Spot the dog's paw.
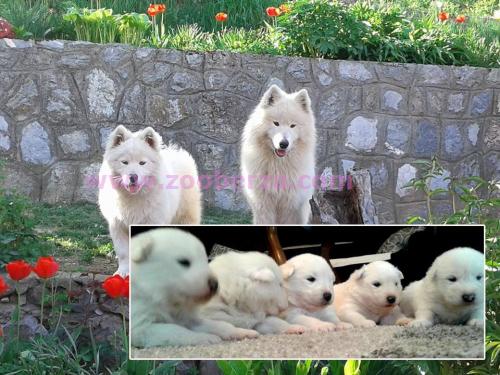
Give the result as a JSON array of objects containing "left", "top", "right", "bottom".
[
  {"left": 409, "top": 319, "right": 433, "bottom": 328},
  {"left": 355, "top": 320, "right": 376, "bottom": 328},
  {"left": 396, "top": 317, "right": 412, "bottom": 326},
  {"left": 285, "top": 324, "right": 306, "bottom": 334},
  {"left": 466, "top": 319, "right": 483, "bottom": 328},
  {"left": 335, "top": 322, "right": 353, "bottom": 330},
  {"left": 114, "top": 267, "right": 129, "bottom": 277},
  {"left": 222, "top": 328, "right": 259, "bottom": 341},
  {"left": 310, "top": 322, "right": 336, "bottom": 332}
]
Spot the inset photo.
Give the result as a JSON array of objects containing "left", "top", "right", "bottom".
[{"left": 129, "top": 225, "right": 485, "bottom": 360}]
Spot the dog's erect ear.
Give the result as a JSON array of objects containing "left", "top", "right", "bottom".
[
  {"left": 131, "top": 236, "right": 153, "bottom": 263},
  {"left": 250, "top": 268, "right": 275, "bottom": 283},
  {"left": 141, "top": 127, "right": 162, "bottom": 150},
  {"left": 352, "top": 265, "right": 367, "bottom": 280},
  {"left": 261, "top": 84, "right": 284, "bottom": 108},
  {"left": 295, "top": 89, "right": 312, "bottom": 113},
  {"left": 108, "top": 125, "right": 131, "bottom": 148},
  {"left": 280, "top": 262, "right": 295, "bottom": 280},
  {"left": 396, "top": 268, "right": 404, "bottom": 280}
]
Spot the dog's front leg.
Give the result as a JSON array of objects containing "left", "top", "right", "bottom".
[
  {"left": 315, "top": 307, "right": 353, "bottom": 330},
  {"left": 255, "top": 316, "right": 305, "bottom": 334},
  {"left": 337, "top": 309, "right": 377, "bottom": 327},
  {"left": 380, "top": 306, "right": 412, "bottom": 326},
  {"left": 133, "top": 323, "right": 222, "bottom": 347},
  {"left": 192, "top": 319, "right": 259, "bottom": 341},
  {"left": 286, "top": 313, "right": 336, "bottom": 332},
  {"left": 110, "top": 222, "right": 129, "bottom": 276},
  {"left": 466, "top": 307, "right": 484, "bottom": 328},
  {"left": 409, "top": 308, "right": 435, "bottom": 327}
]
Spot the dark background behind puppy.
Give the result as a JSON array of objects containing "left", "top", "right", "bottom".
[{"left": 131, "top": 225, "right": 484, "bottom": 285}]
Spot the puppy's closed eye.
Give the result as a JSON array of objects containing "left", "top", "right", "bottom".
[{"left": 178, "top": 258, "right": 191, "bottom": 267}]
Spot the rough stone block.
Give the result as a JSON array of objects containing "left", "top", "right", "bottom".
[
  {"left": 5, "top": 77, "right": 40, "bottom": 121},
  {"left": 338, "top": 61, "right": 373, "bottom": 82},
  {"left": 413, "top": 120, "right": 439, "bottom": 157},
  {"left": 345, "top": 116, "right": 378, "bottom": 152},
  {"left": 385, "top": 118, "right": 411, "bottom": 156},
  {"left": 20, "top": 122, "right": 52, "bottom": 165},
  {"left": 470, "top": 90, "right": 493, "bottom": 116},
  {"left": 58, "top": 130, "right": 91, "bottom": 155}
]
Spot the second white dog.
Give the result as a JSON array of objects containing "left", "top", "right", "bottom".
[
  {"left": 334, "top": 261, "right": 408, "bottom": 327},
  {"left": 202, "top": 251, "right": 306, "bottom": 334},
  {"left": 280, "top": 254, "right": 352, "bottom": 332},
  {"left": 130, "top": 229, "right": 259, "bottom": 348},
  {"left": 400, "top": 247, "right": 484, "bottom": 328}
]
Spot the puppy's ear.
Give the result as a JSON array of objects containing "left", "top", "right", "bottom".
[
  {"left": 396, "top": 268, "right": 404, "bottom": 280},
  {"left": 141, "top": 127, "right": 162, "bottom": 151},
  {"left": 131, "top": 236, "right": 153, "bottom": 263},
  {"left": 108, "top": 125, "right": 131, "bottom": 149},
  {"left": 352, "top": 265, "right": 367, "bottom": 280},
  {"left": 280, "top": 262, "right": 295, "bottom": 280},
  {"left": 250, "top": 268, "right": 275, "bottom": 283},
  {"left": 294, "top": 89, "right": 312, "bottom": 114},
  {"left": 260, "top": 84, "right": 284, "bottom": 108}
]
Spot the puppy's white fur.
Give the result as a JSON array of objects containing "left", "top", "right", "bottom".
[
  {"left": 400, "top": 247, "right": 484, "bottom": 328},
  {"left": 280, "top": 254, "right": 352, "bottom": 332},
  {"left": 334, "top": 261, "right": 408, "bottom": 327},
  {"left": 130, "top": 229, "right": 258, "bottom": 348},
  {"left": 241, "top": 85, "right": 316, "bottom": 224},
  {"left": 202, "top": 251, "right": 305, "bottom": 334},
  {"left": 99, "top": 126, "right": 201, "bottom": 275}
]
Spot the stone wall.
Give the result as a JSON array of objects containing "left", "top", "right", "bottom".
[{"left": 0, "top": 39, "right": 498, "bottom": 223}]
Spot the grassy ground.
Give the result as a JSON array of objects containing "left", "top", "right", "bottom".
[{"left": 27, "top": 202, "right": 251, "bottom": 272}]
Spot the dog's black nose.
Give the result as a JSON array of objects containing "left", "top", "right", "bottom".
[
  {"left": 387, "top": 295, "right": 396, "bottom": 304},
  {"left": 323, "top": 292, "right": 332, "bottom": 302},
  {"left": 129, "top": 174, "right": 138, "bottom": 184},
  {"left": 462, "top": 293, "right": 475, "bottom": 303},
  {"left": 208, "top": 277, "right": 218, "bottom": 294},
  {"left": 279, "top": 139, "right": 289, "bottom": 149}
]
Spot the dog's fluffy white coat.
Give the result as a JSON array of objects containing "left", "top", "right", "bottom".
[
  {"left": 99, "top": 126, "right": 201, "bottom": 275},
  {"left": 202, "top": 251, "right": 305, "bottom": 334},
  {"left": 400, "top": 247, "right": 484, "bottom": 327},
  {"left": 334, "top": 261, "right": 408, "bottom": 327},
  {"left": 130, "top": 229, "right": 258, "bottom": 348},
  {"left": 241, "top": 85, "right": 316, "bottom": 224},
  {"left": 280, "top": 254, "right": 352, "bottom": 332}
]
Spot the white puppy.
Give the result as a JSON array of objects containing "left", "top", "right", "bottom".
[
  {"left": 202, "top": 251, "right": 305, "bottom": 334},
  {"left": 280, "top": 254, "right": 352, "bottom": 332},
  {"left": 334, "top": 261, "right": 408, "bottom": 327},
  {"left": 400, "top": 247, "right": 484, "bottom": 328},
  {"left": 130, "top": 229, "right": 259, "bottom": 348}
]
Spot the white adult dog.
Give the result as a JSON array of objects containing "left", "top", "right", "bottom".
[
  {"left": 280, "top": 254, "right": 352, "bottom": 332},
  {"left": 400, "top": 247, "right": 484, "bottom": 327},
  {"left": 98, "top": 125, "right": 201, "bottom": 276},
  {"left": 334, "top": 261, "right": 409, "bottom": 327},
  {"left": 202, "top": 251, "right": 305, "bottom": 334},
  {"left": 130, "top": 229, "right": 259, "bottom": 348},
  {"left": 241, "top": 85, "right": 317, "bottom": 224}
]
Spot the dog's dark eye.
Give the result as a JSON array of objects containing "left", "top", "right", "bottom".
[
  {"left": 476, "top": 275, "right": 482, "bottom": 280},
  {"left": 121, "top": 161, "right": 128, "bottom": 165},
  {"left": 373, "top": 282, "right": 381, "bottom": 287},
  {"left": 448, "top": 276, "right": 457, "bottom": 282},
  {"left": 139, "top": 161, "right": 146, "bottom": 165},
  {"left": 290, "top": 124, "right": 296, "bottom": 128},
  {"left": 307, "top": 276, "right": 316, "bottom": 282},
  {"left": 178, "top": 258, "right": 190, "bottom": 267},
  {"left": 273, "top": 121, "right": 280, "bottom": 126}
]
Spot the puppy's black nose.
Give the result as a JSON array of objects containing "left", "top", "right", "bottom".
[
  {"left": 462, "top": 293, "right": 475, "bottom": 303},
  {"left": 208, "top": 277, "right": 218, "bottom": 294},
  {"left": 323, "top": 292, "right": 332, "bottom": 302},
  {"left": 129, "top": 174, "right": 138, "bottom": 184},
  {"left": 387, "top": 295, "right": 396, "bottom": 304},
  {"left": 279, "top": 139, "right": 289, "bottom": 149}
]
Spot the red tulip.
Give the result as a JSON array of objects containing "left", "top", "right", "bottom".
[
  {"left": 266, "top": 7, "right": 281, "bottom": 17},
  {"left": 5, "top": 260, "right": 31, "bottom": 281},
  {"left": 0, "top": 18, "right": 14, "bottom": 39},
  {"left": 215, "top": 12, "right": 228, "bottom": 22},
  {"left": 103, "top": 275, "right": 128, "bottom": 298},
  {"left": 279, "top": 4, "right": 291, "bottom": 14},
  {"left": 123, "top": 275, "right": 129, "bottom": 298},
  {"left": 455, "top": 15, "right": 466, "bottom": 23},
  {"left": 438, "top": 11, "right": 449, "bottom": 22},
  {"left": 0, "top": 275, "right": 9, "bottom": 294},
  {"left": 32, "top": 256, "right": 59, "bottom": 279},
  {"left": 147, "top": 4, "right": 166, "bottom": 17}
]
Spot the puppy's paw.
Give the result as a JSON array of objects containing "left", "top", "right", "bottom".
[
  {"left": 114, "top": 266, "right": 129, "bottom": 277},
  {"left": 396, "top": 317, "right": 412, "bottom": 326},
  {"left": 310, "top": 322, "right": 336, "bottom": 332},
  {"left": 467, "top": 319, "right": 483, "bottom": 328},
  {"left": 355, "top": 320, "right": 376, "bottom": 328},
  {"left": 222, "top": 328, "right": 259, "bottom": 341},
  {"left": 334, "top": 322, "right": 353, "bottom": 330},
  {"left": 409, "top": 319, "right": 433, "bottom": 328},
  {"left": 285, "top": 324, "right": 306, "bottom": 334}
]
